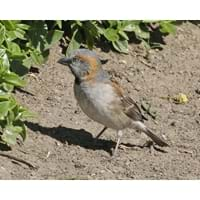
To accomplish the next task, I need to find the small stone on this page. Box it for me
[55,141,62,146]
[46,151,51,159]
[162,134,167,140]
[195,89,200,95]
[46,96,53,101]
[135,86,141,91]
[74,163,85,169]
[170,121,176,126]
[119,60,127,65]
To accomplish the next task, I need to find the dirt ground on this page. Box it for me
[0,21,200,179]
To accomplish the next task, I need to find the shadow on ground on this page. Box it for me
[0,143,11,151]
[25,121,166,155]
[25,121,116,155]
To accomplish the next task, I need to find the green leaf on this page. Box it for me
[136,30,150,40]
[123,22,140,32]
[0,48,10,69]
[20,110,37,119]
[75,20,82,27]
[0,94,10,101]
[82,21,100,49]
[84,21,99,38]
[0,48,6,58]
[6,31,18,41]
[6,41,22,55]
[84,29,94,49]
[17,23,30,30]
[30,50,44,65]
[13,105,36,121]
[160,21,176,34]
[96,26,105,35]
[0,100,10,119]
[2,72,26,87]
[142,20,158,23]
[26,21,48,50]
[120,21,139,29]
[123,22,150,39]
[13,121,27,141]
[1,125,23,145]
[6,110,15,125]
[1,21,17,30]
[85,32,94,49]
[22,56,32,68]
[0,82,14,92]
[14,28,26,40]
[45,30,64,49]
[56,20,62,29]
[66,30,82,55]
[8,96,17,110]
[112,39,129,54]
[141,40,151,50]
[0,24,6,45]
[108,20,118,27]
[6,27,26,41]
[118,30,129,40]
[103,28,119,42]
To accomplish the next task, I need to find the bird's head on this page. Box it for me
[58,49,105,82]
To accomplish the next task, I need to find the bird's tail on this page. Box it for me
[143,128,169,147]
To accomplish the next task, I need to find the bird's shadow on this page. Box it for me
[25,121,116,155]
[25,122,162,155]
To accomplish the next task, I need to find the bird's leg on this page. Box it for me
[95,126,107,140]
[93,126,107,145]
[112,130,123,157]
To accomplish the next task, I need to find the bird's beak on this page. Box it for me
[57,57,72,65]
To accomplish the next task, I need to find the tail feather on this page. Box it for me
[143,128,169,147]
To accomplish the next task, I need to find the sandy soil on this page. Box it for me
[0,21,200,179]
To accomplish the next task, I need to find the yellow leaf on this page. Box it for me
[173,93,188,104]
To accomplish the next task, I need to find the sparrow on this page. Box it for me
[58,49,169,156]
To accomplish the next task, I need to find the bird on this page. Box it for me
[58,48,169,156]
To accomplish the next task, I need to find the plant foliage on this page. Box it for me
[63,20,176,54]
[0,20,63,145]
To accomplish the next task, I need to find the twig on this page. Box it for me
[138,57,156,69]
[0,153,37,170]
[178,149,194,156]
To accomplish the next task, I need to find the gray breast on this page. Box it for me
[73,81,132,130]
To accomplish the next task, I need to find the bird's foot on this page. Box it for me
[142,140,169,154]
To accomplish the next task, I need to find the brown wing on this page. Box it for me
[121,96,147,122]
[109,78,146,122]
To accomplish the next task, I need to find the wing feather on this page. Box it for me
[121,96,146,122]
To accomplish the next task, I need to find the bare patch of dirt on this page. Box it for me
[1,21,200,179]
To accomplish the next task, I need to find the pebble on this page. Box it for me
[55,141,62,146]
[119,60,127,65]
[134,86,141,91]
[170,121,176,126]
[195,89,200,95]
